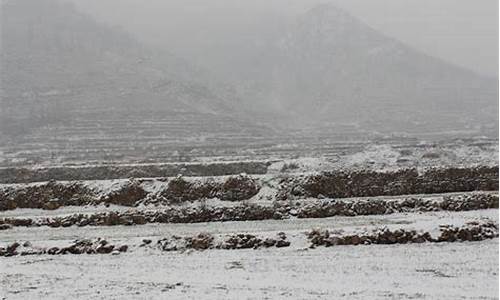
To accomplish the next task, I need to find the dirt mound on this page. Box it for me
[158,233,215,251]
[102,181,147,206]
[158,175,260,204]
[296,193,498,219]
[0,166,496,211]
[278,166,498,200]
[1,192,496,229]
[0,161,270,184]
[307,220,498,248]
[217,232,290,249]
[156,232,290,252]
[218,175,260,201]
[0,180,94,210]
[0,239,128,257]
[160,176,219,203]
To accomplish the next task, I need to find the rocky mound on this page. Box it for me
[0,180,93,211]
[1,192,496,229]
[159,174,260,203]
[0,166,496,211]
[0,238,128,257]
[0,161,270,184]
[307,220,498,248]
[2,221,497,257]
[277,166,498,200]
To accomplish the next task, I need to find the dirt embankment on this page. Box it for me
[1,193,497,229]
[0,175,260,211]
[0,232,291,257]
[159,175,259,203]
[277,166,498,200]
[0,161,270,184]
[1,220,497,257]
[307,220,498,247]
[0,166,497,212]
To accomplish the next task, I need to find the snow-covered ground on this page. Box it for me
[0,138,497,299]
[1,209,498,299]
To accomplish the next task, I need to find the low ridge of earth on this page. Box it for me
[1,142,498,299]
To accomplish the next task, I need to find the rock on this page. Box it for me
[262,238,276,247]
[0,224,13,230]
[276,240,291,248]
[105,181,147,206]
[219,175,260,201]
[186,233,214,250]
[96,244,114,254]
[117,245,128,252]
[5,242,20,256]
[47,247,60,255]
[42,198,62,210]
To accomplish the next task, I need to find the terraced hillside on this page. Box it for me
[1,1,498,298]
[1,160,498,298]
[1,1,497,168]
[0,0,276,167]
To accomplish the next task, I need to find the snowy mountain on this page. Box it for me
[0,0,496,165]
[0,0,257,135]
[234,4,498,133]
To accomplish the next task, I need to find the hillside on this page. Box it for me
[232,4,499,134]
[0,0,275,164]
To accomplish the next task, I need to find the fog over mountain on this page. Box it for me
[2,1,499,295]
[1,0,265,136]
[69,0,498,78]
[231,4,497,129]
[0,0,498,151]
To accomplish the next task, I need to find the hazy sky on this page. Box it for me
[69,0,498,77]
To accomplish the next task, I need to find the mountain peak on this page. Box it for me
[300,3,362,31]
[304,3,353,20]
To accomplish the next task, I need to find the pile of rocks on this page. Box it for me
[0,174,262,211]
[160,176,219,203]
[0,238,128,257]
[157,233,215,251]
[0,180,94,211]
[101,180,147,206]
[217,232,290,249]
[307,220,499,248]
[157,232,291,252]
[296,193,498,218]
[1,193,497,229]
[0,203,279,229]
[158,175,260,204]
[218,175,260,201]
[439,193,499,211]
[0,241,45,257]
[437,220,498,242]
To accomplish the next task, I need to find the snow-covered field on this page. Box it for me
[0,140,498,299]
[1,210,498,299]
